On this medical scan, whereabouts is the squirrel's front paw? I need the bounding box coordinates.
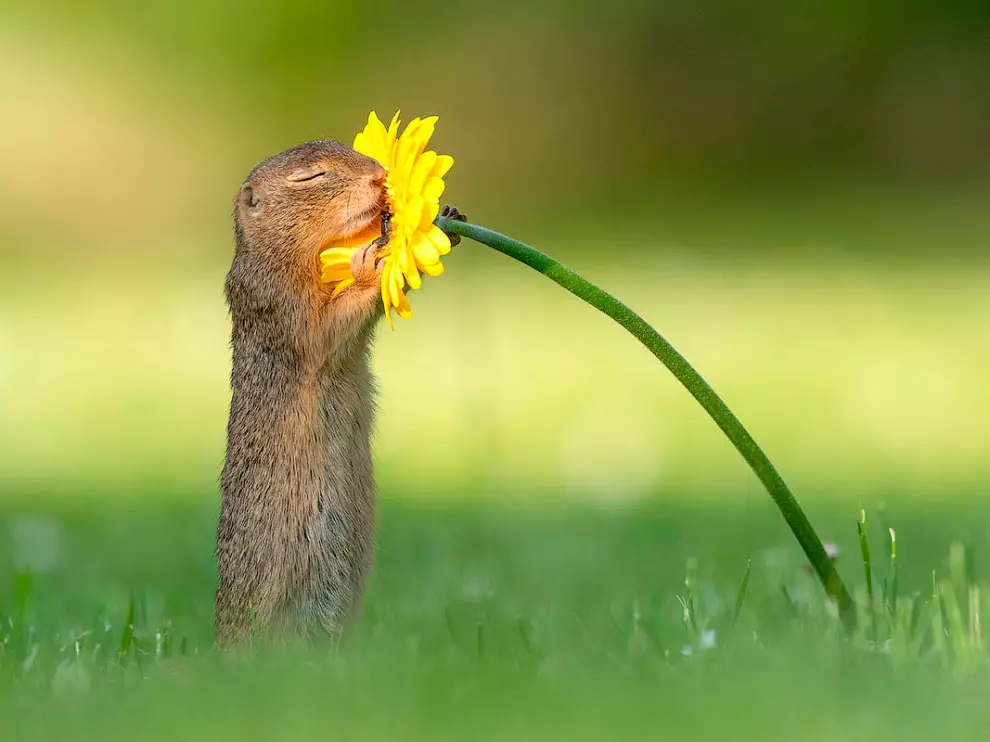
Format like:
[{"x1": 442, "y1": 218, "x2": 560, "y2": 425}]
[
  {"x1": 349, "y1": 241, "x2": 385, "y2": 286},
  {"x1": 439, "y1": 204, "x2": 466, "y2": 247}
]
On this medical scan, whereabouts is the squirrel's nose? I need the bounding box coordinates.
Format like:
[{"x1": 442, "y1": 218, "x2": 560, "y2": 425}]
[{"x1": 368, "y1": 162, "x2": 386, "y2": 186}]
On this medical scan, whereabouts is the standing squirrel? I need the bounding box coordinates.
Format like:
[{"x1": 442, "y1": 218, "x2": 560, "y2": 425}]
[{"x1": 215, "y1": 139, "x2": 462, "y2": 644}]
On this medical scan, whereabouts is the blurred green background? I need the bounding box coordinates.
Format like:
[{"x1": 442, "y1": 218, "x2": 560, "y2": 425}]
[
  {"x1": 1, "y1": 2, "x2": 990, "y2": 737},
  {"x1": 2, "y1": 0, "x2": 987, "y2": 499}
]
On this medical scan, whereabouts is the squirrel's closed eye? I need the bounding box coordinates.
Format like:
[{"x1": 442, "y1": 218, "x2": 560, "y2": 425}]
[{"x1": 287, "y1": 167, "x2": 328, "y2": 183}]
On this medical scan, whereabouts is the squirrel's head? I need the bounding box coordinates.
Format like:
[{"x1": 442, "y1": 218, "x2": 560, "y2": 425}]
[{"x1": 232, "y1": 140, "x2": 385, "y2": 292}]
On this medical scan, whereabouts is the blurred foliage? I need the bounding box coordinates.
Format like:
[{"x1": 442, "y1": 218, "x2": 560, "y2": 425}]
[
  {"x1": 1, "y1": 1, "x2": 988, "y2": 502},
  {"x1": 3, "y1": 0, "x2": 989, "y2": 252},
  {"x1": 3, "y1": 255, "x2": 989, "y2": 500}
]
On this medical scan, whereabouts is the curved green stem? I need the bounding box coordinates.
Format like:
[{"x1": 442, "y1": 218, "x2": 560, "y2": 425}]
[{"x1": 438, "y1": 216, "x2": 856, "y2": 634}]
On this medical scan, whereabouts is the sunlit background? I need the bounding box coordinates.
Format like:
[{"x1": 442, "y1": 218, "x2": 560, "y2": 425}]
[{"x1": 3, "y1": 1, "x2": 988, "y2": 506}]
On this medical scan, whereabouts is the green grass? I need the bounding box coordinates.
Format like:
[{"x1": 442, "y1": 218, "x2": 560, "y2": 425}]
[{"x1": 3, "y1": 488, "x2": 990, "y2": 740}]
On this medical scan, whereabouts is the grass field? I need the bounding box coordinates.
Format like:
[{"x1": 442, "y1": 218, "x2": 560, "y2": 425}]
[{"x1": 3, "y1": 492, "x2": 990, "y2": 740}]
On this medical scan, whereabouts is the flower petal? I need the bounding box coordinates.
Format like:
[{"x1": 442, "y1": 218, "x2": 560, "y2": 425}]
[
  {"x1": 411, "y1": 232, "x2": 439, "y2": 265},
  {"x1": 320, "y1": 246, "x2": 357, "y2": 267},
  {"x1": 427, "y1": 226, "x2": 452, "y2": 256},
  {"x1": 409, "y1": 117, "x2": 437, "y2": 162},
  {"x1": 431, "y1": 155, "x2": 454, "y2": 179},
  {"x1": 381, "y1": 261, "x2": 394, "y2": 314},
  {"x1": 385, "y1": 111, "x2": 401, "y2": 153},
  {"x1": 423, "y1": 177, "x2": 445, "y2": 202},
  {"x1": 355, "y1": 111, "x2": 384, "y2": 156},
  {"x1": 390, "y1": 256, "x2": 405, "y2": 297},
  {"x1": 409, "y1": 150, "x2": 437, "y2": 195},
  {"x1": 353, "y1": 131, "x2": 367, "y2": 154},
  {"x1": 397, "y1": 246, "x2": 421, "y2": 290},
  {"x1": 393, "y1": 117, "x2": 422, "y2": 179},
  {"x1": 321, "y1": 225, "x2": 380, "y2": 252},
  {"x1": 321, "y1": 265, "x2": 354, "y2": 283},
  {"x1": 394, "y1": 289, "x2": 412, "y2": 320},
  {"x1": 330, "y1": 277, "x2": 355, "y2": 298},
  {"x1": 420, "y1": 260, "x2": 444, "y2": 277},
  {"x1": 420, "y1": 201, "x2": 440, "y2": 231},
  {"x1": 404, "y1": 197, "x2": 425, "y2": 235}
]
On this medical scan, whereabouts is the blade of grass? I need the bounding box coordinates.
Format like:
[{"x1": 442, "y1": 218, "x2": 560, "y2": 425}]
[
  {"x1": 931, "y1": 572, "x2": 947, "y2": 668},
  {"x1": 684, "y1": 558, "x2": 699, "y2": 636},
  {"x1": 117, "y1": 592, "x2": 135, "y2": 662},
  {"x1": 857, "y1": 510, "x2": 876, "y2": 643},
  {"x1": 940, "y1": 580, "x2": 969, "y2": 671},
  {"x1": 888, "y1": 528, "x2": 899, "y2": 625},
  {"x1": 969, "y1": 584, "x2": 982, "y2": 653},
  {"x1": 730, "y1": 560, "x2": 753, "y2": 631},
  {"x1": 908, "y1": 591, "x2": 925, "y2": 643}
]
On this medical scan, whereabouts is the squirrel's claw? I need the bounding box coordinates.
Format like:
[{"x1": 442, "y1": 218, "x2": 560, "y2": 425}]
[
  {"x1": 439, "y1": 204, "x2": 466, "y2": 247},
  {"x1": 350, "y1": 241, "x2": 384, "y2": 284}
]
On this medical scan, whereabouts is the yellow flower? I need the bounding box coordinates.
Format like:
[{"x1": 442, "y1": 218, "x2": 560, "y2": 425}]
[{"x1": 319, "y1": 111, "x2": 454, "y2": 326}]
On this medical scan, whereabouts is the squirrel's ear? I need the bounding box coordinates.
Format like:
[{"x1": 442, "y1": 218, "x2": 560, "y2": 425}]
[{"x1": 239, "y1": 183, "x2": 262, "y2": 213}]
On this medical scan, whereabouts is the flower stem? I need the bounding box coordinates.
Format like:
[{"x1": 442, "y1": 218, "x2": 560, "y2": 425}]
[{"x1": 438, "y1": 216, "x2": 856, "y2": 634}]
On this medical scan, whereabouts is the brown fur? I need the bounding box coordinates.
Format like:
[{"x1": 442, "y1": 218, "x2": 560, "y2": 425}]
[{"x1": 216, "y1": 140, "x2": 388, "y2": 645}]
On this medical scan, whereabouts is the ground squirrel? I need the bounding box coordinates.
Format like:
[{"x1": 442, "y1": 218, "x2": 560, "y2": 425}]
[{"x1": 215, "y1": 138, "x2": 461, "y2": 644}]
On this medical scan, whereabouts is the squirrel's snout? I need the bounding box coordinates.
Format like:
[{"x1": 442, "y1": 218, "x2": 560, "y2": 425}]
[{"x1": 368, "y1": 162, "x2": 386, "y2": 187}]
